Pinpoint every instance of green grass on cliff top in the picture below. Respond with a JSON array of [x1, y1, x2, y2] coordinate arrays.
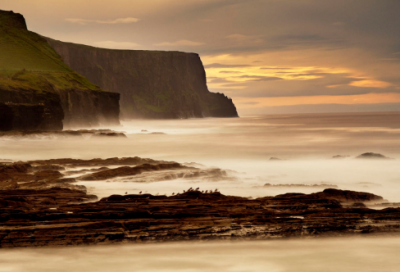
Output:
[[0, 10, 101, 92]]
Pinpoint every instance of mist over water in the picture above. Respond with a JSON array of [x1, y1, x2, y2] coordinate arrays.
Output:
[[1, 237, 400, 272], [1, 112, 400, 201], [1, 112, 400, 271]]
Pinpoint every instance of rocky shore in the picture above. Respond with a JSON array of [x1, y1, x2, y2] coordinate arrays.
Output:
[[0, 129, 126, 139], [1, 157, 400, 248]]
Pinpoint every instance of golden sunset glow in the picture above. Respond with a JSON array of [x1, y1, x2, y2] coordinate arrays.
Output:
[[2, 0, 399, 114], [349, 80, 392, 88], [235, 93, 400, 109]]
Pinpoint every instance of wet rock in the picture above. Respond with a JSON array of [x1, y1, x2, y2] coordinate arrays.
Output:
[[1, 187, 400, 248], [332, 155, 350, 159], [356, 152, 392, 160], [29, 156, 165, 168], [264, 183, 338, 188], [0, 129, 126, 139], [2, 157, 400, 248], [79, 163, 187, 181]]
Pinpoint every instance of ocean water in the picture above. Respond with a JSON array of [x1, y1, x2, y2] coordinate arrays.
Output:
[[1, 112, 400, 201], [1, 237, 400, 272], [1, 112, 400, 271]]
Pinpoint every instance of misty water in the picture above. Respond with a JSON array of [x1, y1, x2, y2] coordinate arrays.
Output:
[[1, 112, 400, 271], [2, 237, 400, 272]]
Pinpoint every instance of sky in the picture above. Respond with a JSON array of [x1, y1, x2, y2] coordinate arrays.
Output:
[[1, 0, 400, 115]]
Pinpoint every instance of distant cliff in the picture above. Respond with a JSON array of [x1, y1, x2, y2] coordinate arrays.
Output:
[[0, 10, 120, 130], [46, 39, 239, 119]]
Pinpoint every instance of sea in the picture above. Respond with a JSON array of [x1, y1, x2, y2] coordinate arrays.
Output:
[[1, 112, 400, 271]]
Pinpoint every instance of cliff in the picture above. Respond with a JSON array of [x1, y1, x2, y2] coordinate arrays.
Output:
[[46, 39, 239, 119], [0, 10, 120, 130]]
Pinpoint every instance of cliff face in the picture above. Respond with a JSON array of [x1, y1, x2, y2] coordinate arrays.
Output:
[[0, 89, 63, 130], [46, 39, 238, 119], [57, 89, 120, 127], [0, 103, 44, 131], [0, 10, 120, 130]]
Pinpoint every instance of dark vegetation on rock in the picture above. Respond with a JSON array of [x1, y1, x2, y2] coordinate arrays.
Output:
[[0, 10, 120, 130], [1, 157, 400, 248], [45, 38, 239, 119]]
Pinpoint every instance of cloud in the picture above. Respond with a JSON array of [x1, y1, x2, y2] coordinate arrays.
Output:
[[154, 40, 205, 47], [235, 93, 400, 108], [204, 63, 250, 69], [219, 71, 242, 74], [66, 17, 140, 25], [350, 80, 392, 88], [94, 41, 140, 49], [232, 75, 282, 81], [260, 67, 291, 70]]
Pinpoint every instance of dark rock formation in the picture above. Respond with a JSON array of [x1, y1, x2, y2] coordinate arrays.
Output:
[[274, 188, 385, 204], [0, 129, 126, 139], [0, 103, 43, 131], [264, 183, 338, 188], [0, 10, 120, 130], [2, 157, 400, 248], [356, 152, 392, 160], [1, 186, 400, 248], [28, 156, 165, 168], [45, 38, 239, 119], [0, 89, 64, 131], [79, 163, 187, 181]]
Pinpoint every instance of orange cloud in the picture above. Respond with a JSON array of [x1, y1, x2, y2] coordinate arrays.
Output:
[[349, 80, 392, 88], [235, 93, 400, 108]]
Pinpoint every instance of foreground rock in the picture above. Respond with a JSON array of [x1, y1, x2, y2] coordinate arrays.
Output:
[[2, 157, 400, 248], [1, 188, 399, 248]]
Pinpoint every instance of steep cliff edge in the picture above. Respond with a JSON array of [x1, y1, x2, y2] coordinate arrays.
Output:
[[0, 10, 120, 130], [46, 39, 239, 119]]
